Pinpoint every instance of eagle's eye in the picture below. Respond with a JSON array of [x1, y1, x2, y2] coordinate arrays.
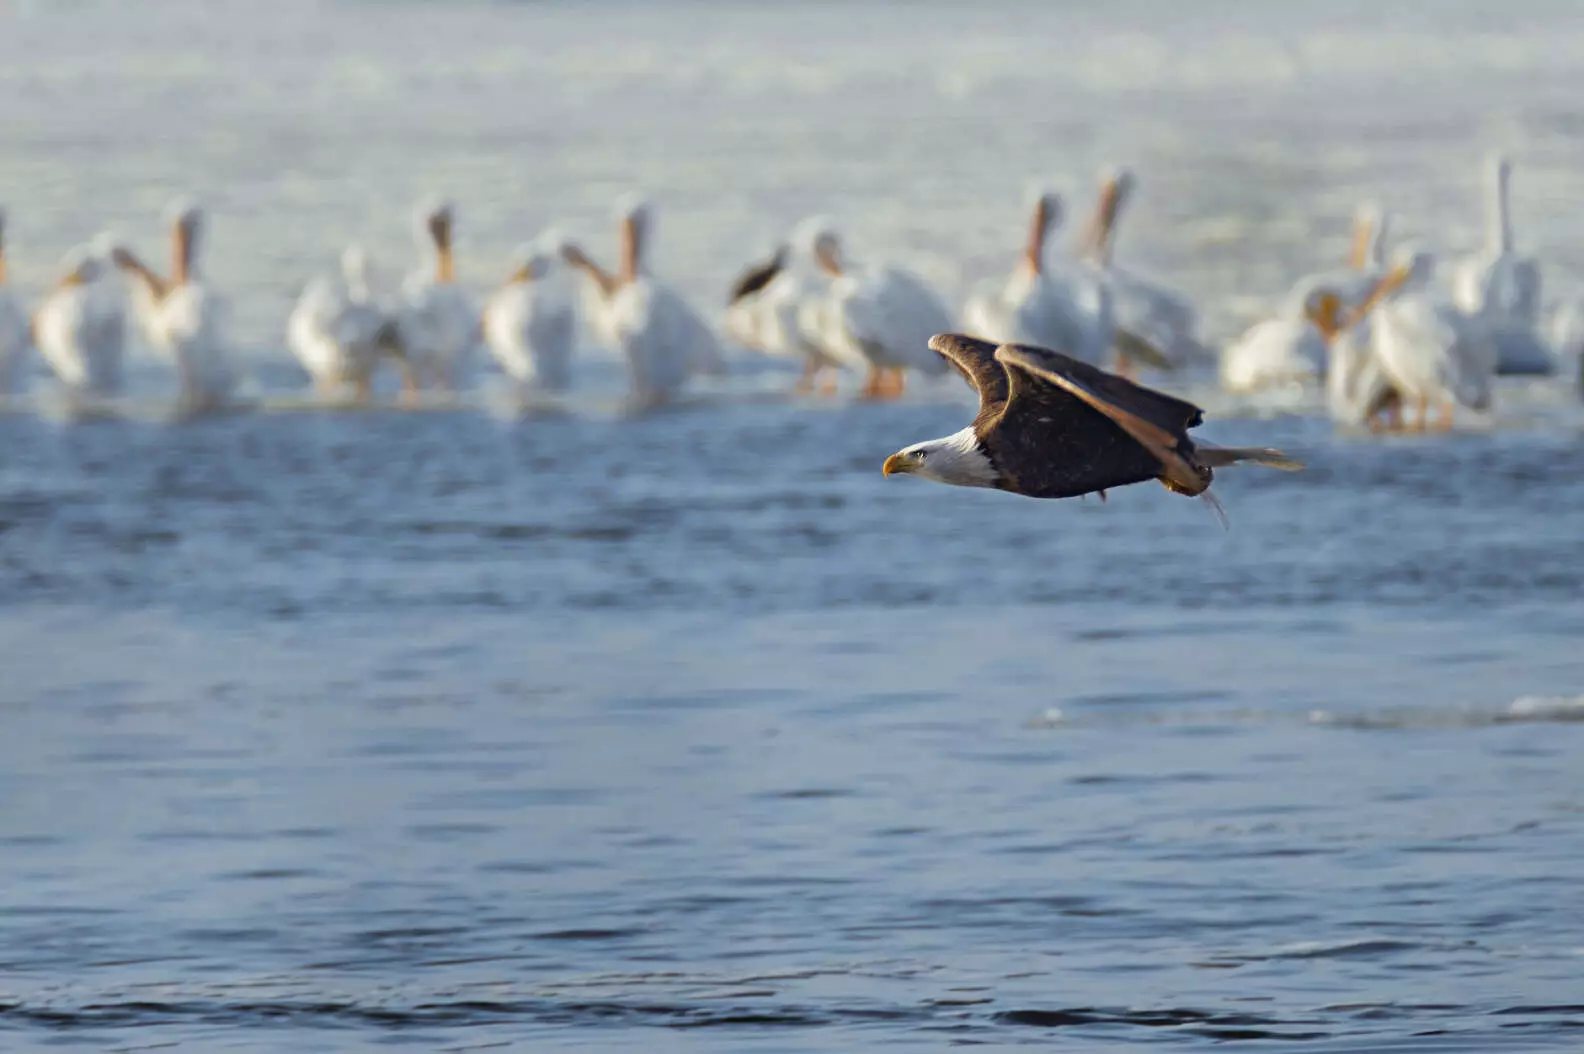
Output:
[[913, 449, 927, 461]]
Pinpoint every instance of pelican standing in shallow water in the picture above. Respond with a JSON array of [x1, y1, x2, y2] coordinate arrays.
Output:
[[1454, 154, 1540, 326], [113, 199, 238, 414], [1221, 206, 1393, 395], [1451, 154, 1552, 375], [1372, 247, 1497, 430], [1082, 167, 1203, 373], [965, 189, 1173, 374], [725, 240, 843, 395], [797, 218, 952, 400], [288, 246, 405, 403], [482, 232, 577, 398], [0, 208, 32, 397], [398, 200, 479, 392], [563, 194, 725, 409], [723, 245, 783, 352], [35, 239, 126, 408]]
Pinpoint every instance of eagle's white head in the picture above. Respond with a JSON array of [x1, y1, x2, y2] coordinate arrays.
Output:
[[882, 427, 998, 488]]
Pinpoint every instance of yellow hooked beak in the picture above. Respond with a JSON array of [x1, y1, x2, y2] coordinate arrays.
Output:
[[882, 452, 912, 477]]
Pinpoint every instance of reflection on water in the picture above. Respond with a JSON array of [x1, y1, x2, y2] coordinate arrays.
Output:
[[2, 0, 1584, 1050]]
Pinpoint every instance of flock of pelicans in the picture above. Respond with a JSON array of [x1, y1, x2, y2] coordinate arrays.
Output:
[[0, 155, 1579, 511]]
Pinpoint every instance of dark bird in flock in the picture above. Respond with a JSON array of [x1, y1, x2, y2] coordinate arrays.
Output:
[[882, 333, 1303, 522], [727, 245, 787, 305]]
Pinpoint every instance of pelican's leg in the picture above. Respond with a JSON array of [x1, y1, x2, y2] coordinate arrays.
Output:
[[875, 367, 899, 400], [794, 358, 818, 395], [1437, 399, 1456, 432], [818, 367, 840, 398], [399, 363, 421, 408], [1385, 399, 1404, 433], [353, 375, 373, 405], [884, 367, 907, 400], [859, 364, 882, 400], [1413, 394, 1430, 432]]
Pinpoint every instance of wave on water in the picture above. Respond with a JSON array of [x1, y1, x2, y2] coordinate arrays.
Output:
[[1028, 695, 1584, 732], [4, 986, 1583, 1047]]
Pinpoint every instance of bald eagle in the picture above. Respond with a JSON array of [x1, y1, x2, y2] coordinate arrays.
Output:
[[883, 334, 1302, 520]]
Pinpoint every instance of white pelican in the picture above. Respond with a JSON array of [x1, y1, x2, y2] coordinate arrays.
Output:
[[563, 195, 724, 409], [1082, 167, 1204, 371], [1304, 272, 1406, 431], [112, 199, 238, 414], [287, 245, 405, 403], [481, 232, 577, 396], [0, 208, 31, 397], [964, 191, 1093, 354], [1372, 247, 1497, 430], [726, 241, 843, 395], [1327, 325, 1401, 432], [1221, 205, 1392, 395], [35, 239, 126, 406], [1220, 304, 1326, 395], [796, 219, 951, 400], [723, 246, 782, 352], [1454, 154, 1540, 325], [1451, 155, 1551, 375], [965, 189, 1172, 376], [397, 200, 479, 392]]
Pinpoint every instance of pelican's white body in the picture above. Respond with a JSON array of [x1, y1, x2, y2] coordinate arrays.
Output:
[[822, 264, 952, 378], [399, 275, 477, 388], [733, 266, 843, 374], [1082, 168, 1202, 365], [482, 260, 576, 394], [604, 277, 723, 404], [1220, 315, 1326, 394], [288, 247, 394, 394], [1374, 254, 1497, 419], [762, 270, 841, 369], [1104, 267, 1201, 362], [127, 205, 239, 411], [36, 265, 125, 402], [579, 197, 725, 407], [1452, 156, 1540, 326], [1451, 156, 1550, 375], [963, 192, 1117, 366], [137, 282, 237, 410], [1326, 327, 1396, 427]]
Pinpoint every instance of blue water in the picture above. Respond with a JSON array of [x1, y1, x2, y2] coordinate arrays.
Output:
[[3, 1, 1584, 1050]]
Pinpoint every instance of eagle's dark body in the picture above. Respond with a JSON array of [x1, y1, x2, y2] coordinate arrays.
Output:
[[896, 334, 1301, 508], [933, 334, 1205, 499]]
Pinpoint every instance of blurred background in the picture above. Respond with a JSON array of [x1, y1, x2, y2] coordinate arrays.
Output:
[[2, 1, 1584, 1050]]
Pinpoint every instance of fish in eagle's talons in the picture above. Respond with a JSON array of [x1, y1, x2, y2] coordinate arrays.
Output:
[[881, 333, 1302, 520]]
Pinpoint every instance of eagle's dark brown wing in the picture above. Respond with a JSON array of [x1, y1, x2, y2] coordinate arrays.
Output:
[[727, 247, 787, 304], [964, 349, 1166, 500], [997, 343, 1202, 431], [928, 333, 1009, 427], [995, 342, 1210, 495]]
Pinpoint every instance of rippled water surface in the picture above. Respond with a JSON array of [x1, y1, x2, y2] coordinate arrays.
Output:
[[4, 1, 1584, 1050]]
